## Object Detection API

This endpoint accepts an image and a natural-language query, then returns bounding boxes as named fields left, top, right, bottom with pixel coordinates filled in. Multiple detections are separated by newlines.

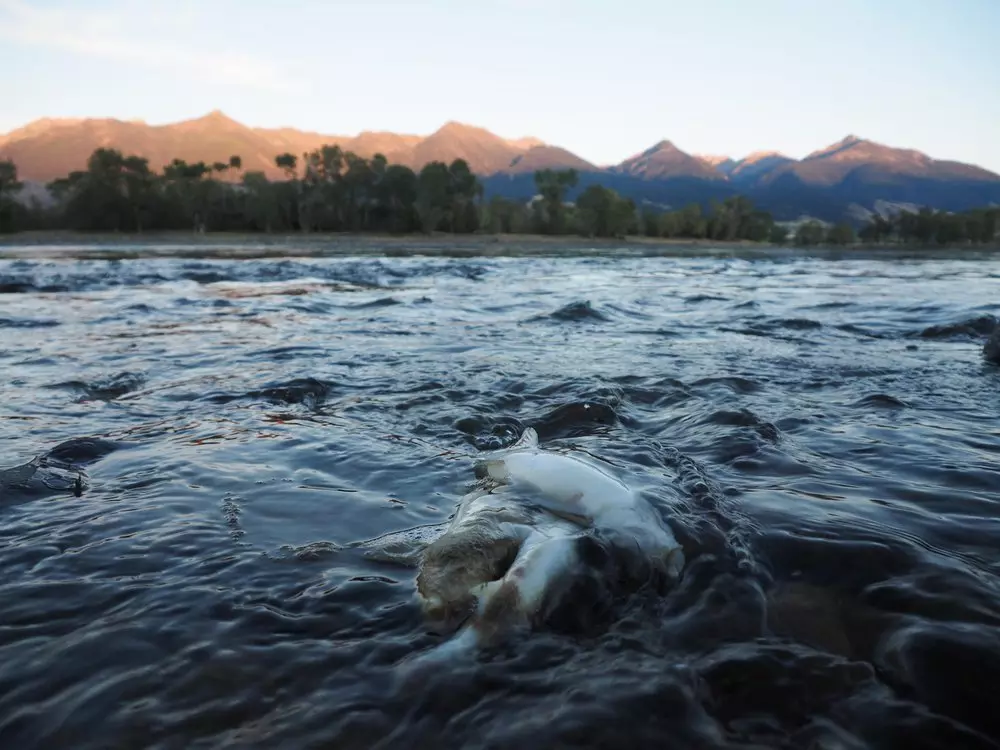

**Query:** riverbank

left=1, top=229, right=998, bottom=261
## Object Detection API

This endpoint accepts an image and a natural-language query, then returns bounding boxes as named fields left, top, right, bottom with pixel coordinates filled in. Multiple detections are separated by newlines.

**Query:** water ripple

left=1, top=247, right=999, bottom=749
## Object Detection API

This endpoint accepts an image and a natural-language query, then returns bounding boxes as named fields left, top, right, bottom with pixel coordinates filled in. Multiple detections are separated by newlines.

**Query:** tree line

left=855, top=206, right=999, bottom=246
left=0, top=149, right=997, bottom=246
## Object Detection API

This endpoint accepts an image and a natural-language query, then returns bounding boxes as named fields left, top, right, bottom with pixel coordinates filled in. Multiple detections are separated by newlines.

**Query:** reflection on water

left=1, top=243, right=999, bottom=749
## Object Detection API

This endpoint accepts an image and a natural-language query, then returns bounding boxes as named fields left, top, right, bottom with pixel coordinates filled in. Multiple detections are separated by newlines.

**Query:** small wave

left=721, top=318, right=824, bottom=343
left=0, top=281, right=35, bottom=294
left=347, top=297, right=403, bottom=309
left=531, top=400, right=625, bottom=439
left=778, top=318, right=823, bottom=330
left=615, top=376, right=692, bottom=408
left=703, top=408, right=781, bottom=442
left=809, top=301, right=855, bottom=310
left=51, top=371, right=147, bottom=401
left=749, top=317, right=824, bottom=332
left=212, top=281, right=371, bottom=299
left=545, top=300, right=610, bottom=322
left=690, top=376, right=762, bottom=394
left=835, top=323, right=886, bottom=339
left=182, top=269, right=233, bottom=284
left=45, top=436, right=130, bottom=465
left=854, top=393, right=909, bottom=409
left=632, top=327, right=684, bottom=338
left=604, top=302, right=652, bottom=320
left=0, top=257, right=491, bottom=296
left=918, top=314, right=997, bottom=340
left=685, top=294, right=728, bottom=304
left=0, top=281, right=71, bottom=294
left=206, top=377, right=333, bottom=409
left=256, top=346, right=326, bottom=361
left=455, top=415, right=527, bottom=450
left=0, top=317, right=60, bottom=328
left=876, top=620, right=1000, bottom=740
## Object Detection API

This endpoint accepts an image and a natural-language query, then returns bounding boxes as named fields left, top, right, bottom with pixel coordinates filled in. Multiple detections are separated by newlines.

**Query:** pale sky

left=2, top=0, right=998, bottom=171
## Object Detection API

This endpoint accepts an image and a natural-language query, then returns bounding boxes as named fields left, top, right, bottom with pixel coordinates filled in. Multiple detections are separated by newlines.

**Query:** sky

left=1, top=0, right=998, bottom=171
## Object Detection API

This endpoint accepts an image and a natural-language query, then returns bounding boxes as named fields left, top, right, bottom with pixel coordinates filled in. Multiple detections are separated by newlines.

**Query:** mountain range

left=2, top=110, right=998, bottom=223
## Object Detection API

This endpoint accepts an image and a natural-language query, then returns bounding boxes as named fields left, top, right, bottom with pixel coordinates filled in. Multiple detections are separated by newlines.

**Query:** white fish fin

left=511, top=427, right=539, bottom=451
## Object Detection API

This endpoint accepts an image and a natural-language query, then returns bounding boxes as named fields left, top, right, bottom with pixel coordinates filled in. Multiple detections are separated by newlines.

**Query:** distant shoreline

left=1, top=230, right=998, bottom=260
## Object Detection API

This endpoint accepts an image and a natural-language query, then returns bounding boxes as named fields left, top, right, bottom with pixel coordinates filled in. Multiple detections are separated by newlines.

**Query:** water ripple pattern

left=1, top=247, right=999, bottom=749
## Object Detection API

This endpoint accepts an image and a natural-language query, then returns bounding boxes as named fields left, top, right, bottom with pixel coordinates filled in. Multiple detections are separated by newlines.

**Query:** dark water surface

left=1, top=244, right=999, bottom=749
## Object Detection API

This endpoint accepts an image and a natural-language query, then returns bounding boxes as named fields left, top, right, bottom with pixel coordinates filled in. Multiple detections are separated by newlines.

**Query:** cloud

left=0, top=0, right=307, bottom=94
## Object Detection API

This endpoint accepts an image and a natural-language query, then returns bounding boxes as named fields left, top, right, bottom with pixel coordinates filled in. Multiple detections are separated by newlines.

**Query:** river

left=1, top=241, right=999, bottom=749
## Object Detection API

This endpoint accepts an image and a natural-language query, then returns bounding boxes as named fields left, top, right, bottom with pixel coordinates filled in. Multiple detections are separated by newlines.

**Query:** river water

left=1, top=242, right=999, bottom=749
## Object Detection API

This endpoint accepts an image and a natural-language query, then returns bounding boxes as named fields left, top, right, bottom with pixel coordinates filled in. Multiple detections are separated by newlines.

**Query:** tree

left=0, top=159, right=21, bottom=201
left=769, top=224, right=789, bottom=244
left=678, top=203, right=707, bottom=238
left=365, top=153, right=388, bottom=230
left=794, top=221, right=826, bottom=246
left=61, top=148, right=131, bottom=231
left=826, top=222, right=855, bottom=245
left=860, top=206, right=998, bottom=246
left=275, top=153, right=298, bottom=180
left=343, top=151, right=375, bottom=230
left=380, top=164, right=418, bottom=233
left=533, top=168, right=578, bottom=234
left=707, top=196, right=752, bottom=241
left=575, top=185, right=635, bottom=238
left=741, top=208, right=774, bottom=242
left=241, top=171, right=281, bottom=232
left=0, top=159, right=23, bottom=232
left=448, top=159, right=480, bottom=233
left=122, top=155, right=155, bottom=232
left=415, top=161, right=451, bottom=233
left=299, top=145, right=342, bottom=231
left=161, top=157, right=215, bottom=231
left=859, top=214, right=894, bottom=243
left=935, top=213, right=966, bottom=244
left=658, top=210, right=682, bottom=238
left=641, top=208, right=660, bottom=237
left=486, top=196, right=528, bottom=234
